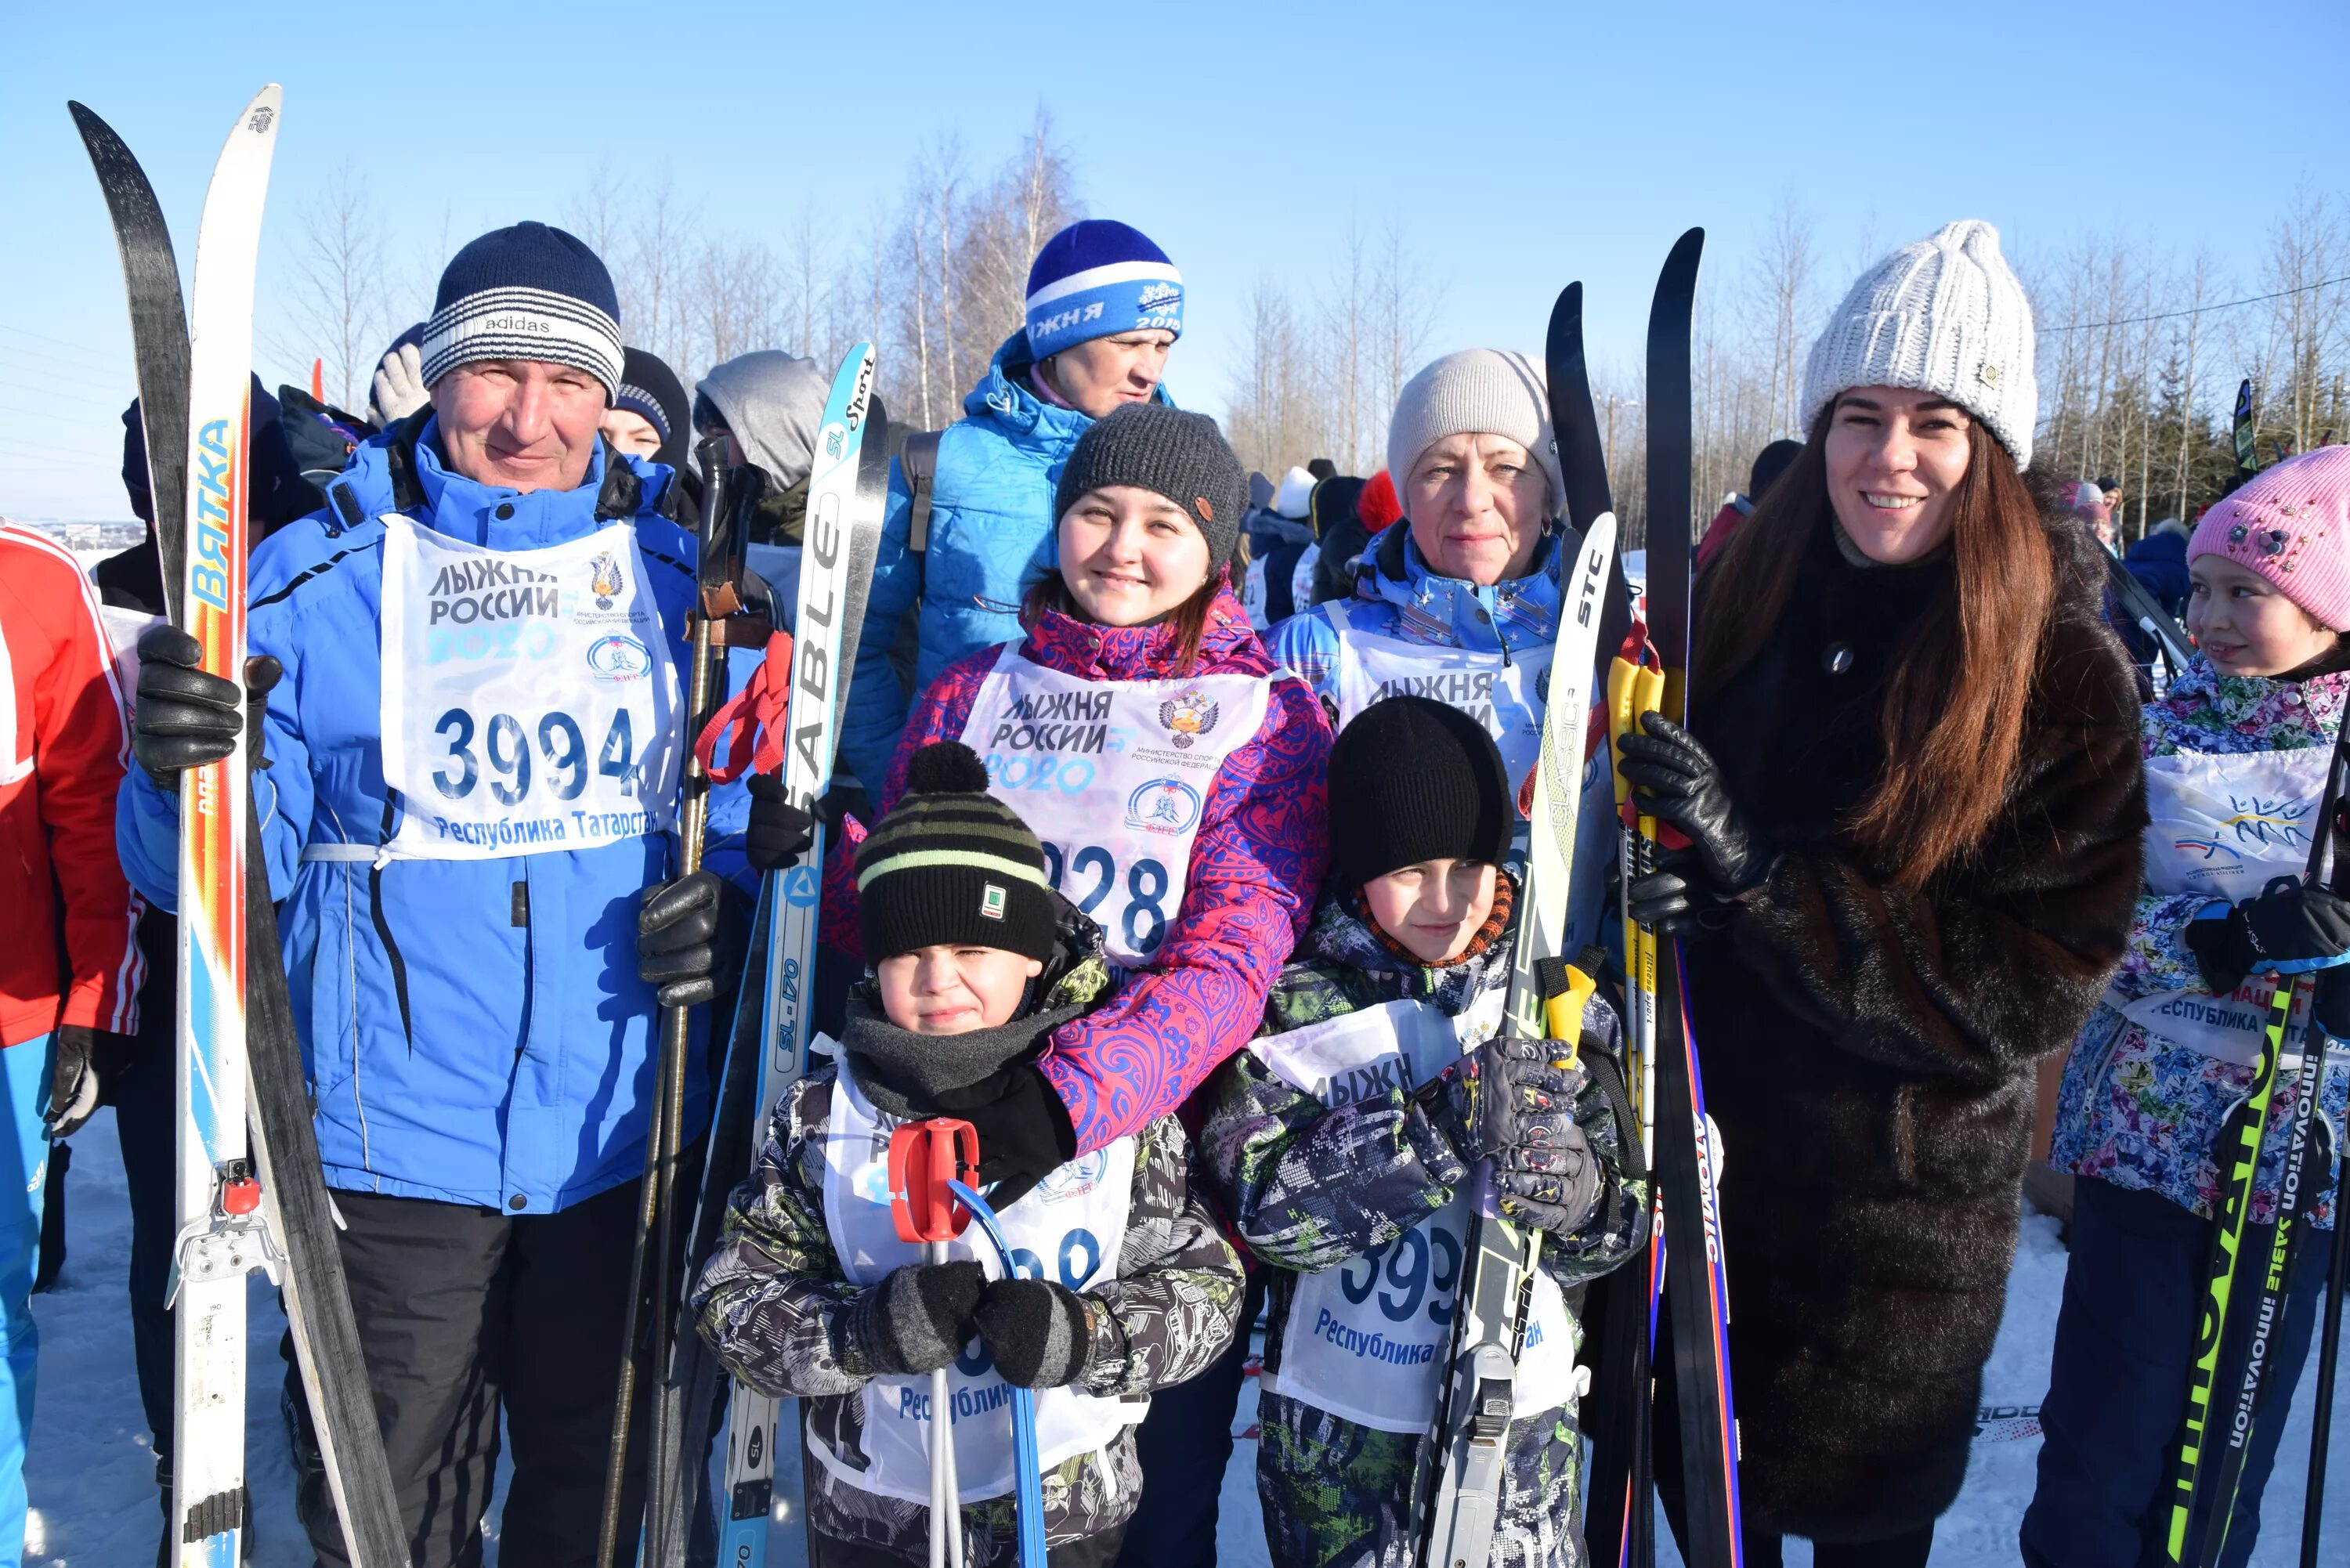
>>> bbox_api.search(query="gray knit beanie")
[1386,349,1564,516]
[1054,403,1246,569]
[1800,220,2037,468]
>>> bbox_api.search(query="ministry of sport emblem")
[589,551,624,609]
[1157,688,1220,750]
[1124,777,1202,836]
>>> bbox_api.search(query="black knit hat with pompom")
[854,742,1057,962]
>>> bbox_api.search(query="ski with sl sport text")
[2160,730,2350,1568]
[715,343,892,1568]
[1545,279,1655,1568]
[1636,226,1744,1568]
[1414,492,1619,1568]
[76,88,412,1567]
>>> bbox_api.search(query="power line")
[2048,274,2350,334]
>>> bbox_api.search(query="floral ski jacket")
[824,585,1332,1154]
[1199,897,1647,1568]
[692,962,1245,1564]
[2052,656,2350,1227]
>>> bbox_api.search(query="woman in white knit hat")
[1616,221,2146,1566]
[1266,349,1617,941]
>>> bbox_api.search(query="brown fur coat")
[1683,517,2146,1541]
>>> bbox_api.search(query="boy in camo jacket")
[694,742,1244,1568]
[1201,698,1647,1568]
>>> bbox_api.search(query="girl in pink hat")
[2031,444,2350,1568]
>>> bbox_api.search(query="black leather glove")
[933,1060,1076,1211]
[1616,714,1775,898]
[1436,1036,1601,1236]
[845,1259,986,1377]
[1625,858,1737,938]
[636,869,745,1008]
[973,1276,1092,1389]
[2184,877,2350,995]
[44,1023,138,1139]
[133,625,280,782]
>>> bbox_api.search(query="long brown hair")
[1694,410,2056,888]
[1021,569,1224,676]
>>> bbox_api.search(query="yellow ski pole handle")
[1544,963,1597,1068]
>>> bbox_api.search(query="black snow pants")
[291,1177,653,1568]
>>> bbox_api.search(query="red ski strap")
[886,1118,980,1244]
[695,629,795,785]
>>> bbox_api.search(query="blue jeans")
[2023,1174,2331,1568]
[0,1039,54,1568]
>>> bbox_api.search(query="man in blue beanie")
[115,221,757,1568]
[837,217,1185,790]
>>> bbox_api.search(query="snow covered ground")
[22,1115,2350,1566]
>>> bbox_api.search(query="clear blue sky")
[5,0,2345,520]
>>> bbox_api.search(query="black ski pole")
[598,435,736,1568]
[2303,1082,2350,1568]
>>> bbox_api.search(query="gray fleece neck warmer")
[838,989,1091,1120]
[695,350,828,488]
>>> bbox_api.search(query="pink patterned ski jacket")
[826,585,1331,1153]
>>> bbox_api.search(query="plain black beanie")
[1328,696,1513,891]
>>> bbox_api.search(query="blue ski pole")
[947,1180,1048,1568]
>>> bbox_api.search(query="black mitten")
[972,1276,1091,1389]
[846,1259,986,1377]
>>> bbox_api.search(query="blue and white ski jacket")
[837,332,1170,789]
[116,417,754,1214]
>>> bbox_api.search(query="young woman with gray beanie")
[809,402,1332,1568]
[1614,220,2146,1566]
[1266,345,1618,948]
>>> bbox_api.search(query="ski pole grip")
[888,1119,979,1244]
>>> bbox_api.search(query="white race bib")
[378,515,682,859]
[959,645,1269,966]
[1324,605,1552,794]
[1247,997,1578,1433]
[2120,746,2335,1063]
[811,1065,1142,1503]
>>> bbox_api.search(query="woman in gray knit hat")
[1617,221,2145,1566]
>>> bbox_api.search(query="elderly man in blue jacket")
[117,222,760,1568]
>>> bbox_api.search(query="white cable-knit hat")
[1799,220,2037,468]
[1388,349,1566,515]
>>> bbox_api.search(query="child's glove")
[972,1276,1091,1389]
[847,1259,986,1377]
[1437,1036,1602,1237]
[2186,879,2350,994]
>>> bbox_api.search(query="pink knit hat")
[2062,479,2111,529]
[2189,447,2350,631]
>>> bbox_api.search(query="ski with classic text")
[2160,728,2350,1567]
[715,344,892,1568]
[1546,280,1654,1568]
[1641,226,1744,1568]
[82,86,412,1568]
[1415,501,1618,1568]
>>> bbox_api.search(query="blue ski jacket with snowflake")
[2052,656,2348,1228]
[115,417,756,1214]
[837,332,1173,791]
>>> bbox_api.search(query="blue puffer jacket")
[837,332,1169,789]
[116,417,753,1214]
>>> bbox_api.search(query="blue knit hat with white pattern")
[1024,219,1184,361]
[420,222,625,402]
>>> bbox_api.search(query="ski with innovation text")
[2160,730,2350,1567]
[1639,226,1744,1568]
[1546,280,1655,1568]
[79,87,412,1567]
[714,344,892,1568]
[1415,499,1620,1568]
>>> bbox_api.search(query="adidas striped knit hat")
[855,742,1058,963]
[420,222,625,401]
